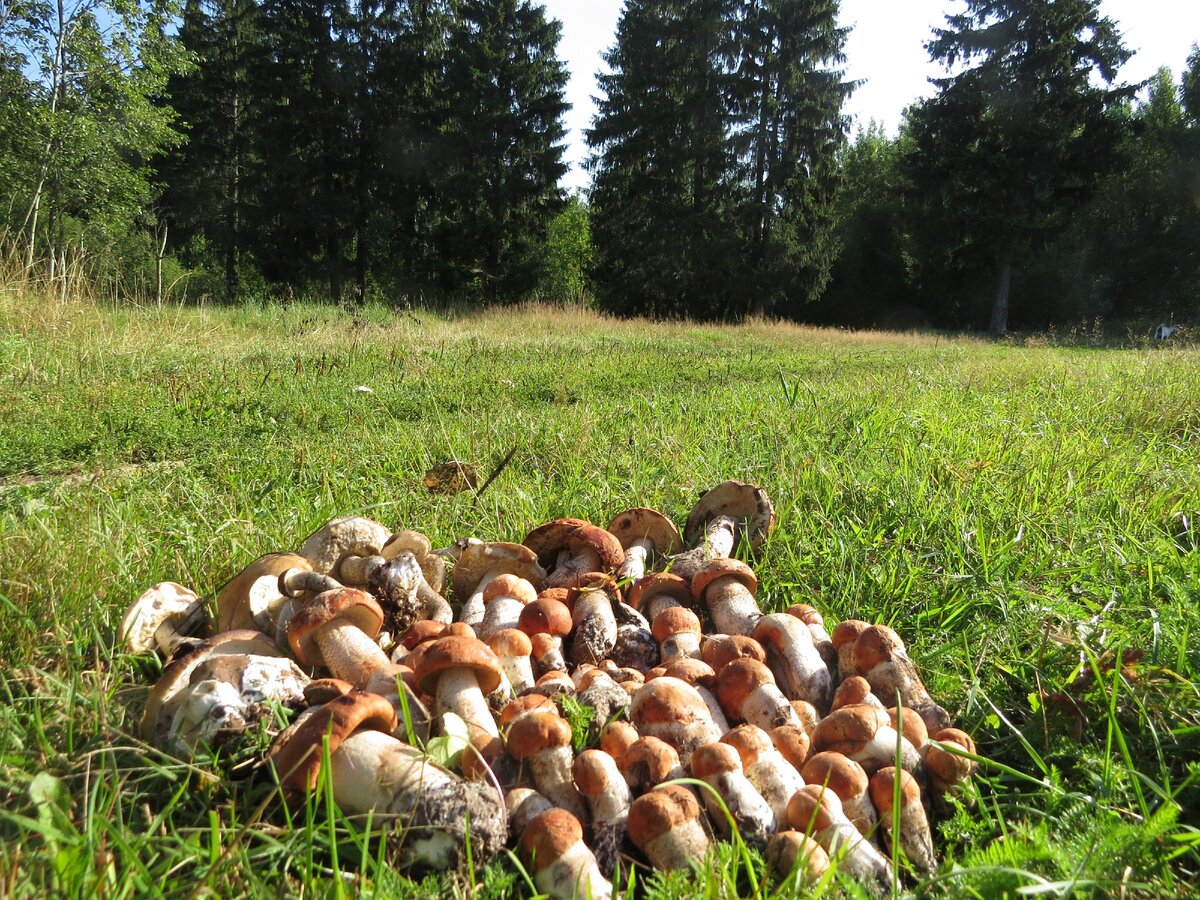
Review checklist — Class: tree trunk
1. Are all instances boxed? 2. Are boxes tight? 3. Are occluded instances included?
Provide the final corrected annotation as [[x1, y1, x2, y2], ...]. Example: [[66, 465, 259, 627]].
[[988, 252, 1012, 337]]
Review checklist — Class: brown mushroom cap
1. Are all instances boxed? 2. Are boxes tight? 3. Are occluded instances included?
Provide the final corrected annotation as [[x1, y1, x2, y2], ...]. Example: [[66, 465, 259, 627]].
[[720, 724, 775, 769], [523, 518, 593, 567], [599, 720, 639, 761], [701, 634, 767, 672], [786, 783, 841, 833], [770, 725, 812, 770], [766, 831, 831, 881], [562, 525, 626, 573], [802, 751, 869, 801], [890, 706, 930, 749], [867, 765, 922, 814], [627, 785, 703, 848], [926, 728, 977, 786], [498, 693, 557, 726], [489, 628, 533, 659], [657, 657, 717, 689], [832, 676, 879, 711], [683, 480, 775, 550], [518, 597, 573, 637], [451, 541, 545, 600], [410, 634, 503, 695], [619, 737, 684, 790], [286, 588, 384, 667], [400, 619, 447, 650], [519, 807, 585, 870], [217, 553, 310, 632], [690, 741, 742, 778], [573, 749, 620, 795], [852, 624, 907, 672], [269, 691, 398, 791], [505, 709, 573, 760], [483, 574, 538, 606], [691, 558, 758, 603], [606, 508, 684, 556], [715, 657, 776, 719], [810, 704, 891, 755], [626, 572, 692, 613], [652, 607, 702, 643]]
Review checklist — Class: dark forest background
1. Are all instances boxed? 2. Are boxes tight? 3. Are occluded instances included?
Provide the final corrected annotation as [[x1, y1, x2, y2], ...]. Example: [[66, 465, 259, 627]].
[[2, 0, 1198, 334]]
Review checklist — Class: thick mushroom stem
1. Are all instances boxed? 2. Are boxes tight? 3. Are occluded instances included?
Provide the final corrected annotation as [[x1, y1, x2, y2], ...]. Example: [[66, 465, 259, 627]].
[[811, 705, 924, 776], [716, 658, 806, 733], [574, 749, 632, 876], [507, 711, 588, 821], [721, 724, 807, 827], [616, 538, 653, 582], [667, 515, 737, 581], [853, 625, 951, 733], [434, 665, 500, 744], [693, 560, 763, 636], [478, 575, 537, 642], [690, 742, 775, 846], [490, 629, 536, 695], [801, 752, 876, 838], [753, 614, 833, 711], [630, 677, 724, 767], [458, 566, 508, 628], [569, 584, 618, 666], [869, 767, 938, 875], [314, 618, 396, 688]]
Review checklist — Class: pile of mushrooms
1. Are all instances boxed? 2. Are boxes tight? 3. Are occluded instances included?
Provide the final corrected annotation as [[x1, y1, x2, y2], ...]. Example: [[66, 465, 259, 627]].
[[120, 480, 978, 894]]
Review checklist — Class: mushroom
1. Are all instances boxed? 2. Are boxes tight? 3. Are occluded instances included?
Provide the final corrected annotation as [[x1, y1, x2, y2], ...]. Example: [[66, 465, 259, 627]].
[[769, 724, 813, 772], [714, 658, 806, 732], [700, 633, 767, 673], [167, 651, 309, 754], [801, 752, 876, 837], [505, 709, 588, 821], [338, 548, 450, 634], [786, 784, 893, 890], [831, 618, 870, 682], [752, 613, 833, 711], [409, 630, 504, 758], [721, 724, 807, 826], [140, 630, 283, 746], [925, 727, 978, 804], [451, 541, 545, 629], [297, 515, 391, 577], [618, 737, 687, 797], [478, 574, 538, 642], [669, 480, 774, 580], [567, 573, 620, 666], [627, 572, 693, 624], [574, 748, 632, 876], [599, 720, 640, 763], [216, 553, 310, 634], [852, 625, 951, 733], [119, 582, 209, 657], [786, 603, 838, 675], [766, 831, 831, 883], [529, 523, 625, 589], [269, 691, 506, 871], [519, 808, 613, 900], [489, 628, 536, 695], [380, 528, 452, 622], [832, 675, 885, 712], [627, 785, 711, 871], [610, 597, 659, 673], [689, 742, 775, 845], [575, 669, 633, 741], [652, 607, 702, 662], [629, 676, 724, 767], [868, 766, 937, 875], [692, 558, 763, 636], [654, 658, 730, 734], [607, 507, 683, 582], [810, 704, 923, 776]]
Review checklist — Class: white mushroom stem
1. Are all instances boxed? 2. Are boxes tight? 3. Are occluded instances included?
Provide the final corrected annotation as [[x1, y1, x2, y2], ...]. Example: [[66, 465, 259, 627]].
[[479, 595, 526, 643], [507, 788, 555, 838], [704, 575, 764, 636], [743, 751, 806, 827], [458, 568, 506, 628], [616, 539, 652, 582], [497, 651, 536, 696], [659, 631, 701, 662], [574, 750, 632, 876], [546, 546, 603, 588], [329, 729, 457, 810], [528, 744, 586, 819], [754, 615, 832, 709], [692, 745, 775, 845], [741, 683, 806, 732], [667, 515, 737, 581], [569, 590, 618, 666], [434, 666, 500, 742], [314, 618, 393, 689]]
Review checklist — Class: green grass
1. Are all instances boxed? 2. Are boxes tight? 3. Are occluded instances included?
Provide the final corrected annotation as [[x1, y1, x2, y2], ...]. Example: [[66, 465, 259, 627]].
[[1, 286, 1198, 897]]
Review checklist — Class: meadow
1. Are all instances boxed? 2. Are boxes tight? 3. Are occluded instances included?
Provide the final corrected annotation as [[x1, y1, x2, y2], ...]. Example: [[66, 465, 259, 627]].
[[1, 285, 1197, 897]]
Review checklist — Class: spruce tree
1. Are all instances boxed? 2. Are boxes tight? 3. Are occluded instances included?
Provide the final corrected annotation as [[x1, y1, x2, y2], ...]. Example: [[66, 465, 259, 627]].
[[903, 0, 1133, 335], [433, 0, 569, 301]]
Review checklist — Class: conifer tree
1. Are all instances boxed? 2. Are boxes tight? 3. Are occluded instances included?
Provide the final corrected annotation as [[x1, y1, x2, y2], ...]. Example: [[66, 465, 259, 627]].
[[903, 0, 1133, 335]]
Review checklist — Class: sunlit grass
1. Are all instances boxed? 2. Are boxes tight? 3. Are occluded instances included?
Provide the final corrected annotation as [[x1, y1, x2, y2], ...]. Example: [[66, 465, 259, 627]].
[[1, 280, 1198, 896]]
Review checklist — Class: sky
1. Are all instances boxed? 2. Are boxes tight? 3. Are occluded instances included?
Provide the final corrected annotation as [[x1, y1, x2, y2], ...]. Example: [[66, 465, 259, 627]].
[[540, 0, 1200, 194]]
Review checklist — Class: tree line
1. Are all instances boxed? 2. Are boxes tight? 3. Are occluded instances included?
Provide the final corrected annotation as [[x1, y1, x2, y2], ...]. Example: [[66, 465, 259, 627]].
[[1, 0, 1197, 332]]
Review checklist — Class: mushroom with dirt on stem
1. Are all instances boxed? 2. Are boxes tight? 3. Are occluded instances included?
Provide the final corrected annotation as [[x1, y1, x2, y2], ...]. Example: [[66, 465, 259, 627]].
[[668, 479, 775, 580], [752, 613, 833, 711], [689, 741, 775, 845], [693, 558, 765, 637], [786, 784, 893, 891], [721, 723, 807, 826], [269, 691, 506, 872], [505, 708, 589, 821], [627, 784, 712, 872], [868, 766, 938, 875], [630, 675, 724, 768], [519, 808, 613, 900], [852, 624, 951, 733], [574, 748, 632, 877], [450, 541, 545, 629]]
